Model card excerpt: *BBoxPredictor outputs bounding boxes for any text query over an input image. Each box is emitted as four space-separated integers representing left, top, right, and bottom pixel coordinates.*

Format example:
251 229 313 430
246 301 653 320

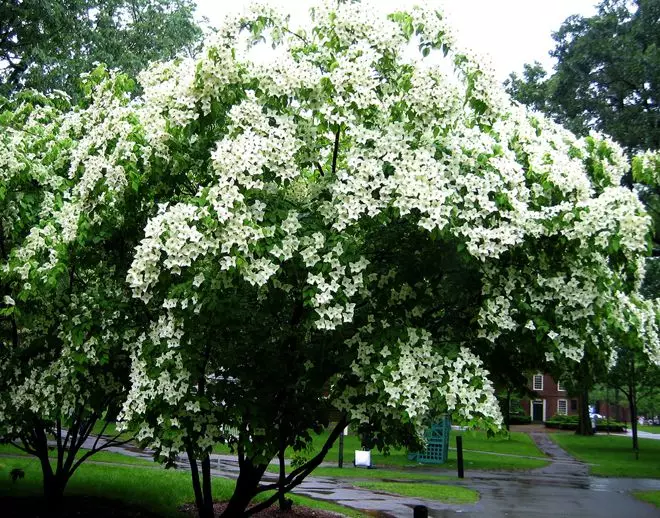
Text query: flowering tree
3 1 659 517
0 71 155 504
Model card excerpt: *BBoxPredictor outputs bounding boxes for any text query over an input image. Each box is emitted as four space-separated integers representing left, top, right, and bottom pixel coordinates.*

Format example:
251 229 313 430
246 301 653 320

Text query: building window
533 374 543 391
557 381 565 392
558 399 568 415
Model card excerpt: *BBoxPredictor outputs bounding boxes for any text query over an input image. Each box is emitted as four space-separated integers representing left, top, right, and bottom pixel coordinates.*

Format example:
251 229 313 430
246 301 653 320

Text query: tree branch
331 127 341 177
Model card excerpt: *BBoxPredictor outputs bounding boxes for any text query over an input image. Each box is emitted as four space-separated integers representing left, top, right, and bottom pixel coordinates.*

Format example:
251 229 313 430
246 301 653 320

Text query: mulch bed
1 496 163 517
180 502 348 517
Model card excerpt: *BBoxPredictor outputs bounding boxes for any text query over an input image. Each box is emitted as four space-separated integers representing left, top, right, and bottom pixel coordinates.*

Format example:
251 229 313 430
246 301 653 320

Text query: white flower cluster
336 327 502 435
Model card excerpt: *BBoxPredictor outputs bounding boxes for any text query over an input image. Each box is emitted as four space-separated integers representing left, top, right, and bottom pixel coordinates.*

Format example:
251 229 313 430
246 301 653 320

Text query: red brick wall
520 373 579 421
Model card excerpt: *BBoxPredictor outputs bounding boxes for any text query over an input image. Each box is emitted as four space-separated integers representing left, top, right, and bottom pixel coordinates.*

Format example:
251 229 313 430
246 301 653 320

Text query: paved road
32 431 660 518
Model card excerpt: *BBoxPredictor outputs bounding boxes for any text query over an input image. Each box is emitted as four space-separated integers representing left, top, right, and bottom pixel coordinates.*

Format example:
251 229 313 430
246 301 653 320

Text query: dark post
456 436 464 479
338 427 344 468
413 505 428 518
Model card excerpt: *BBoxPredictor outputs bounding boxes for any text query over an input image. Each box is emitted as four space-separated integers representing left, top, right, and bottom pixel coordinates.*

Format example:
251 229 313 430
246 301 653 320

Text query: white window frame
557 381 565 392
533 374 544 391
558 399 568 415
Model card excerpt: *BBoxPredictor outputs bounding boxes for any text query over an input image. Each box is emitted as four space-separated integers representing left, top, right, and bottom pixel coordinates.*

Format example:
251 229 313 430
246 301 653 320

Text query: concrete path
612 429 660 441
24 432 660 518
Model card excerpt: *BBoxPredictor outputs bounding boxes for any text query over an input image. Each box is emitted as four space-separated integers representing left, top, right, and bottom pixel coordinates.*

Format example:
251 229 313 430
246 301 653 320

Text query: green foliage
545 414 627 431
506 0 660 154
0 0 202 99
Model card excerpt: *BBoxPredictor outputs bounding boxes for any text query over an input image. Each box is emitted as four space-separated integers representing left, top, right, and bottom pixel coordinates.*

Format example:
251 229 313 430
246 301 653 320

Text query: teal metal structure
407 417 451 464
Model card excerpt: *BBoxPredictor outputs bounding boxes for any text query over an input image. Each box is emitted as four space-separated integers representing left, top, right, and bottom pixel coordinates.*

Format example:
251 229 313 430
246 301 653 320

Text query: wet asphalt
35 431 660 518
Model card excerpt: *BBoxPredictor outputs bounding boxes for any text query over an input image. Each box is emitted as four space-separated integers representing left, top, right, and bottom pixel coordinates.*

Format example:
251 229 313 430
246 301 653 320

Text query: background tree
506 0 660 435
505 0 660 154
0 0 202 99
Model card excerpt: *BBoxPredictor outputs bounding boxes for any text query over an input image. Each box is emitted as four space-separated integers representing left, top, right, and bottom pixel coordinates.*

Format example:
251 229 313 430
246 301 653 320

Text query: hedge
544 414 627 432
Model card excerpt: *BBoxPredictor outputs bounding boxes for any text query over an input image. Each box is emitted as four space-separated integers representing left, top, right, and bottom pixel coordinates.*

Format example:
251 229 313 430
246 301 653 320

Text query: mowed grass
351 481 478 504
639 425 660 434
90 421 136 443
0 456 365 517
633 490 660 508
266 464 456 481
0 443 154 466
252 428 548 474
550 433 660 478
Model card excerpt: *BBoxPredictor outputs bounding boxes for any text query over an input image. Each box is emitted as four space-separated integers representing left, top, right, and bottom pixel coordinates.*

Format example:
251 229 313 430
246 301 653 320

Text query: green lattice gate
407 417 451 464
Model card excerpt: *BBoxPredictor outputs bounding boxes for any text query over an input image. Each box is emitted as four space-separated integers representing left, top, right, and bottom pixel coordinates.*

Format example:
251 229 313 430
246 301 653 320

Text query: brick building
520 373 579 422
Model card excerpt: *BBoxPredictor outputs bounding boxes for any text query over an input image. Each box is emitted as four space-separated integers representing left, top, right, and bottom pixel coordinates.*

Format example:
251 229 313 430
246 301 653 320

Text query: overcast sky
195 0 598 81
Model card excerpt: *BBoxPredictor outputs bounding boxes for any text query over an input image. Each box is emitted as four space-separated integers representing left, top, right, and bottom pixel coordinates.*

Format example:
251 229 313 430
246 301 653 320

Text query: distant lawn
633 490 660 508
267 465 456 481
549 433 660 478
0 456 363 517
639 425 660 435
253 428 548 473
0 443 154 466
451 429 547 457
351 481 478 504
90 421 136 443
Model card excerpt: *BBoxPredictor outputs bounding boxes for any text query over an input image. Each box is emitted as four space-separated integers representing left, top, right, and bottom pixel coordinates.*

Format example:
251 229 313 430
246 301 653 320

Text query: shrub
544 414 627 432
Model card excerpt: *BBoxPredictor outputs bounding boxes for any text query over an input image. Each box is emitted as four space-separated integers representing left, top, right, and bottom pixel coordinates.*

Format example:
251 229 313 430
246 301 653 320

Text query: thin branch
284 415 347 486
282 26 308 44
91 420 110 452
315 161 325 176
69 435 135 474
331 127 341 176
14 439 36 455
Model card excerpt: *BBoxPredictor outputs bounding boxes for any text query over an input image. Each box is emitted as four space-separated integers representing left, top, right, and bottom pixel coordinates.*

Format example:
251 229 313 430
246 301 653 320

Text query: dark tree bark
576 389 595 436
188 447 214 518
221 457 267 517
201 454 214 517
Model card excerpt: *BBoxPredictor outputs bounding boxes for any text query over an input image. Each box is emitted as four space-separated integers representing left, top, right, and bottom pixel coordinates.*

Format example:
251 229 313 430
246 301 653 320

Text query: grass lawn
266 464 456 481
0 443 154 466
549 433 660 478
633 490 660 508
252 428 548 473
90 421 136 443
351 481 478 504
0 455 364 517
639 425 660 434
452 429 547 457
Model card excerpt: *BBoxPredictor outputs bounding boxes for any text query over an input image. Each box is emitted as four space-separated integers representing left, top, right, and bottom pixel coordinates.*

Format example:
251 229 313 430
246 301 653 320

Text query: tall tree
0 0 202 99
505 0 660 154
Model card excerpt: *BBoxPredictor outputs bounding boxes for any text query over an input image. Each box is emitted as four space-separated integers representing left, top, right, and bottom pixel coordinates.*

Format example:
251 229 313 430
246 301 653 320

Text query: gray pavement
22 431 660 517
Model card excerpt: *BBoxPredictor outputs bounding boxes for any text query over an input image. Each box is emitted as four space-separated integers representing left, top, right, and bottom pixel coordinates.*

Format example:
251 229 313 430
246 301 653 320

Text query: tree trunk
576 388 594 436
277 446 291 511
221 458 266 517
505 388 512 432
43 470 68 508
201 454 214 517
628 389 639 456
188 448 214 518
